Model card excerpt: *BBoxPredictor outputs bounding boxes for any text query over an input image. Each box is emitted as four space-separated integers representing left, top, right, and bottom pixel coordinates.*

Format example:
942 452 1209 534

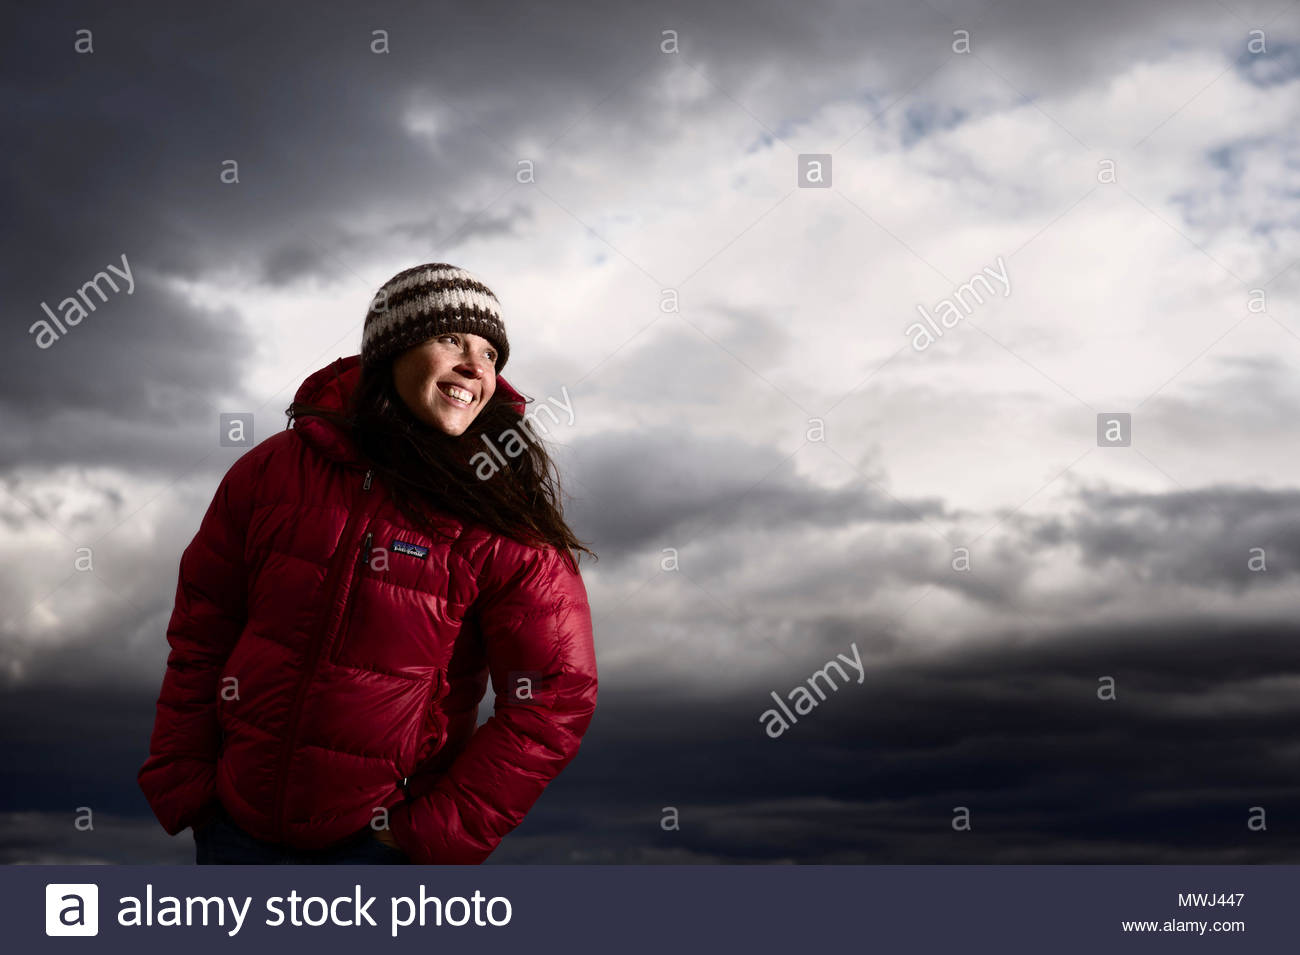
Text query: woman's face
392 332 498 436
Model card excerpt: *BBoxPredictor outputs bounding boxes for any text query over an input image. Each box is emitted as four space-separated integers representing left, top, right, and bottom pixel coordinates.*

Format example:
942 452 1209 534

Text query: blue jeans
194 803 410 865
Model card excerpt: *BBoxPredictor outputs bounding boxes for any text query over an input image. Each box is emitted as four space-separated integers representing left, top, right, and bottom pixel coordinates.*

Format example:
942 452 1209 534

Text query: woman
138 263 599 865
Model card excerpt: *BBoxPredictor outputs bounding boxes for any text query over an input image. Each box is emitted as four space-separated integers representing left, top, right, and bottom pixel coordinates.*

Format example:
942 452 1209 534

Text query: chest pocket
328 526 464 672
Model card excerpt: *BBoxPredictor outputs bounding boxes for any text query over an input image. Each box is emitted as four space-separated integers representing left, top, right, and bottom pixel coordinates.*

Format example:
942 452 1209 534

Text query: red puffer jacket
138 355 598 864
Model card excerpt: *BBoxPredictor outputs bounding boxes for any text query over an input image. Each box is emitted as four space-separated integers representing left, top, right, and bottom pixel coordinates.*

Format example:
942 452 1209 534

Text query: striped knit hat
361 263 510 373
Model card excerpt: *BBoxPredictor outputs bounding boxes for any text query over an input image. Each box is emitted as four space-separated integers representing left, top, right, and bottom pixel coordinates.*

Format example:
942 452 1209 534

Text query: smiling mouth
437 382 475 407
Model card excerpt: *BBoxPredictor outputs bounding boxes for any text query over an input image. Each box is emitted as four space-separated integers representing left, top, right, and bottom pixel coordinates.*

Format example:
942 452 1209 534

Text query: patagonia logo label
391 539 429 559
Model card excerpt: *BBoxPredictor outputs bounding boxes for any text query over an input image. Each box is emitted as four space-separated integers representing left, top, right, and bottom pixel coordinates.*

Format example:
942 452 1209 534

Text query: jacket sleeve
389 539 598 864
137 451 257 835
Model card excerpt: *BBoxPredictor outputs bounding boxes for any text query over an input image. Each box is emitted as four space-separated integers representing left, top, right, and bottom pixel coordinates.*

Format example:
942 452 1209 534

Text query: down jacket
138 355 598 864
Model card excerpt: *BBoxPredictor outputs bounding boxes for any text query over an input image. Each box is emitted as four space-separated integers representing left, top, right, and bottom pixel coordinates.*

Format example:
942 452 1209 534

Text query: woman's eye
437 335 494 364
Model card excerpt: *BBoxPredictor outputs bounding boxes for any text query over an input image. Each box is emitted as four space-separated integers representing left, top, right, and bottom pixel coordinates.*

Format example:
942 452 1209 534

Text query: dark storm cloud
1 2 554 470
5 615 1297 863
861 483 1300 620
1032 484 1300 592
483 613 1300 863
563 425 950 557
0 280 257 473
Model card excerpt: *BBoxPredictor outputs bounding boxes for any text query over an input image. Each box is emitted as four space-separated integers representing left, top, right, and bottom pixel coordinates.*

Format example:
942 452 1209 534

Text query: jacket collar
293 354 527 466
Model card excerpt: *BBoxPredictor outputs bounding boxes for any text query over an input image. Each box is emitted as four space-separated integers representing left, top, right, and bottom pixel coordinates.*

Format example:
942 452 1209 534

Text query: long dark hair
285 359 596 570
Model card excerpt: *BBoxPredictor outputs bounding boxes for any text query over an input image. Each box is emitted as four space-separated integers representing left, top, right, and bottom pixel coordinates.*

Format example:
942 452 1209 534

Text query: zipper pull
363 468 373 491
358 531 373 568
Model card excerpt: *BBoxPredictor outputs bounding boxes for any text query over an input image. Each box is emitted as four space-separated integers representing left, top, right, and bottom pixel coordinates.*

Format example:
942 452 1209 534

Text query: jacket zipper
336 529 374 652
270 466 374 841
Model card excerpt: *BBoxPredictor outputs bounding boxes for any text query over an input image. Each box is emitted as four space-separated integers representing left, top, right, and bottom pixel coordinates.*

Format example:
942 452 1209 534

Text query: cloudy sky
3 0 1300 863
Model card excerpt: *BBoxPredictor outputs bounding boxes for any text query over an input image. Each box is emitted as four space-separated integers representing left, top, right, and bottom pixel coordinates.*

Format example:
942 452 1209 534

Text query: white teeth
443 384 473 405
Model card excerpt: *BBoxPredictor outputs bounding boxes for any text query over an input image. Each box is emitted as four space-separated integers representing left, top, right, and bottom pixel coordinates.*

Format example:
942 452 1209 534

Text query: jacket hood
293 354 528 466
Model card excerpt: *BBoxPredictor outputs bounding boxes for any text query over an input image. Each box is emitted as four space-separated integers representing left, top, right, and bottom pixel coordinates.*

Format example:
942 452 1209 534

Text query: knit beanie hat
361 263 511 373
